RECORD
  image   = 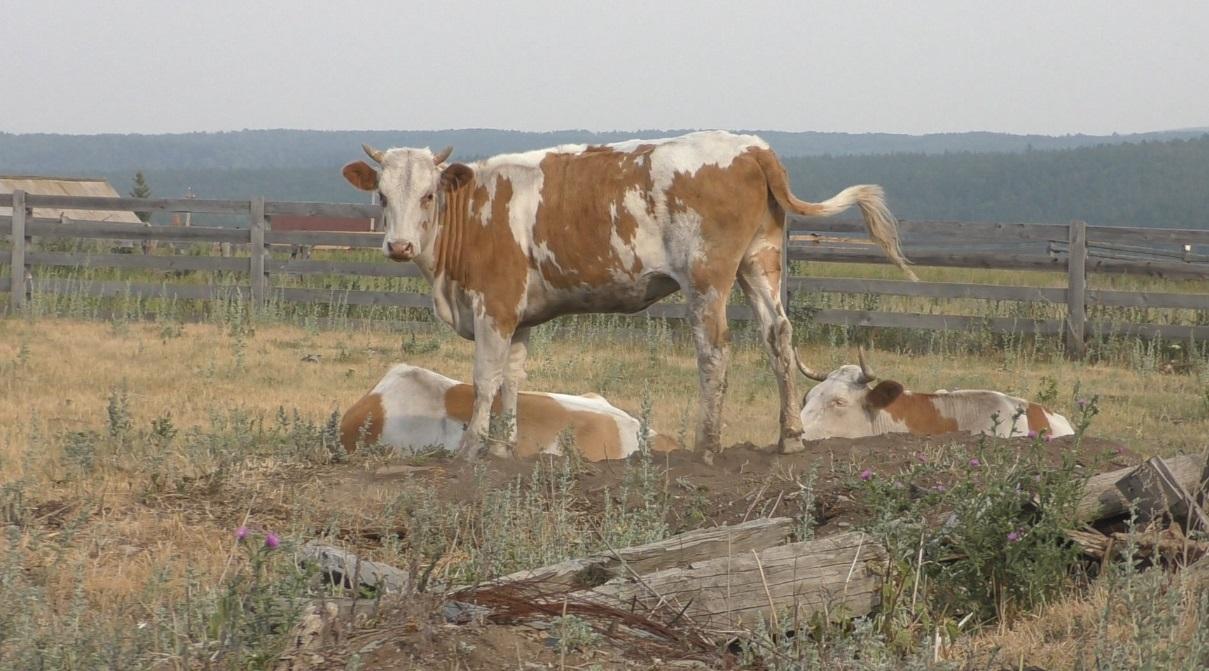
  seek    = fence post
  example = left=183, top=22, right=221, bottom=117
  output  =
left=249, top=197, right=267, bottom=308
left=8, top=190, right=28, bottom=313
left=1065, top=220, right=1088, bottom=358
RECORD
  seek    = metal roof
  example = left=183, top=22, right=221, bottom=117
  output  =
left=0, top=175, right=143, bottom=224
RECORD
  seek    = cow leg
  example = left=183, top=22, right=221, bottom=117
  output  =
left=738, top=250, right=804, bottom=454
left=685, top=285, right=733, bottom=456
left=495, top=328, right=530, bottom=457
left=458, top=324, right=513, bottom=460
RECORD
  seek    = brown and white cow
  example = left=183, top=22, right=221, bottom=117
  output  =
left=343, top=131, right=914, bottom=458
left=340, top=363, right=678, bottom=460
left=798, top=350, right=1075, bottom=440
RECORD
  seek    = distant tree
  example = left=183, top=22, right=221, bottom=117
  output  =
left=130, top=171, right=152, bottom=222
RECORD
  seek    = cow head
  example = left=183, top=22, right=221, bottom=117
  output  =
left=799, top=350, right=904, bottom=440
left=343, top=144, right=473, bottom=262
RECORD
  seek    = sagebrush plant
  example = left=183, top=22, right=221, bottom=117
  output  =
left=849, top=395, right=1101, bottom=654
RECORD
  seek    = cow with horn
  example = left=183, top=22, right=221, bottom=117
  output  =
left=343, top=131, right=915, bottom=459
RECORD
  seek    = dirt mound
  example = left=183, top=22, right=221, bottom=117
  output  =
left=330, top=432, right=1134, bottom=536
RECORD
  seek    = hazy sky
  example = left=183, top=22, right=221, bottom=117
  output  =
left=6, top=1, right=1208, bottom=136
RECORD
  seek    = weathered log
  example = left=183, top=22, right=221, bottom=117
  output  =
left=1076, top=453, right=1208, bottom=522
left=1114, top=457, right=1209, bottom=532
left=299, top=542, right=411, bottom=594
left=574, top=531, right=886, bottom=630
left=1065, top=528, right=1111, bottom=559
left=458, top=516, right=796, bottom=595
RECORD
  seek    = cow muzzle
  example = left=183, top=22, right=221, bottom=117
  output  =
left=385, top=240, right=416, bottom=262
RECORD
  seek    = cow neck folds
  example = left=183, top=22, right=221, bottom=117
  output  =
left=432, top=182, right=472, bottom=285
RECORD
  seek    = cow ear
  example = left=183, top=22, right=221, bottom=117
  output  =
left=865, top=380, right=903, bottom=409
left=342, top=161, right=379, bottom=191
left=439, top=163, right=474, bottom=192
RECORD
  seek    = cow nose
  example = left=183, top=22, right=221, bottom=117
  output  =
left=385, top=241, right=415, bottom=261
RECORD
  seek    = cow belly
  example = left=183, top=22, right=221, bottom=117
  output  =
left=380, top=415, right=462, bottom=454
left=523, top=273, right=680, bottom=325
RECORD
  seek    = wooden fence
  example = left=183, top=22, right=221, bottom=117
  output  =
left=4, top=191, right=1209, bottom=353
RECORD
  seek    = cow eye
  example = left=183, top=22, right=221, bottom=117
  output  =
left=831, top=398, right=848, bottom=407
left=421, top=193, right=434, bottom=205
left=377, top=192, right=388, bottom=206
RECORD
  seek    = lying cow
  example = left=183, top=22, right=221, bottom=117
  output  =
left=798, top=350, right=1074, bottom=440
left=340, top=364, right=678, bottom=460
left=343, top=131, right=914, bottom=459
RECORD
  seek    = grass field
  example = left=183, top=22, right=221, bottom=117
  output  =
left=1, top=266, right=1208, bottom=668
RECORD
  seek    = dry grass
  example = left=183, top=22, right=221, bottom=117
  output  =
left=1, top=316, right=1205, bottom=463
left=1, top=313, right=1207, bottom=668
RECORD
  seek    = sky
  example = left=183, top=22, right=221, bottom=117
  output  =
left=5, top=1, right=1209, bottom=136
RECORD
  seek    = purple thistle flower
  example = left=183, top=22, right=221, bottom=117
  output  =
left=915, top=452, right=927, bottom=463
left=1045, top=434, right=1055, bottom=443
left=264, top=533, right=280, bottom=550
left=1027, top=430, right=1038, bottom=439
left=235, top=526, right=249, bottom=542
left=1007, top=530, right=1023, bottom=543
left=969, top=457, right=981, bottom=468
left=859, top=468, right=873, bottom=481
left=933, top=484, right=946, bottom=492
left=1077, top=398, right=1088, bottom=410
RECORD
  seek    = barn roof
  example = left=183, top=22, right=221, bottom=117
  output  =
left=0, top=175, right=143, bottom=224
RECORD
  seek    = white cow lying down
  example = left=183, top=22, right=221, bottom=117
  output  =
left=798, top=351, right=1074, bottom=441
left=340, top=363, right=679, bottom=460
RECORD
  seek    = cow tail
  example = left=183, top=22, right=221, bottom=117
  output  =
left=753, top=148, right=917, bottom=281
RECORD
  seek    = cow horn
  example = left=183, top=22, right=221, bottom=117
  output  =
left=795, top=349, right=828, bottom=382
left=857, top=346, right=877, bottom=384
left=362, top=144, right=385, bottom=164
left=432, top=145, right=453, bottom=165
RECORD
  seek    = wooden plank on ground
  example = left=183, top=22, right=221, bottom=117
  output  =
left=299, top=542, right=411, bottom=594
left=1115, top=457, right=1209, bottom=532
left=575, top=531, right=885, bottom=630
left=459, top=517, right=796, bottom=595
left=1076, top=454, right=1208, bottom=522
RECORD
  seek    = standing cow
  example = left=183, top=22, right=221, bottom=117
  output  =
left=343, top=131, right=914, bottom=459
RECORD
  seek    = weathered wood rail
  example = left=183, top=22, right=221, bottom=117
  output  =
left=4, top=191, right=1209, bottom=347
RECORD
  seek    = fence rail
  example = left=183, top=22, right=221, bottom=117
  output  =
left=5, top=191, right=1209, bottom=348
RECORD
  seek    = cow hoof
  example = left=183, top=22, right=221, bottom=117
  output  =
left=487, top=442, right=513, bottom=459
left=778, top=437, right=807, bottom=454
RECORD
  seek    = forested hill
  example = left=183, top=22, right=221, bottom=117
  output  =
left=2, top=129, right=1208, bottom=228
left=4, top=127, right=1208, bottom=172
left=781, top=136, right=1209, bottom=228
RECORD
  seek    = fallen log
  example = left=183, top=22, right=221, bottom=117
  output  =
left=458, top=516, right=795, bottom=594
left=299, top=542, right=411, bottom=594
left=1114, top=457, right=1209, bottom=532
left=1076, top=453, right=1208, bottom=522
left=575, top=531, right=886, bottom=630
left=1065, top=527, right=1111, bottom=559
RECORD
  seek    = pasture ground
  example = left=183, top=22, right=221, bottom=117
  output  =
left=1, top=315, right=1207, bottom=669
